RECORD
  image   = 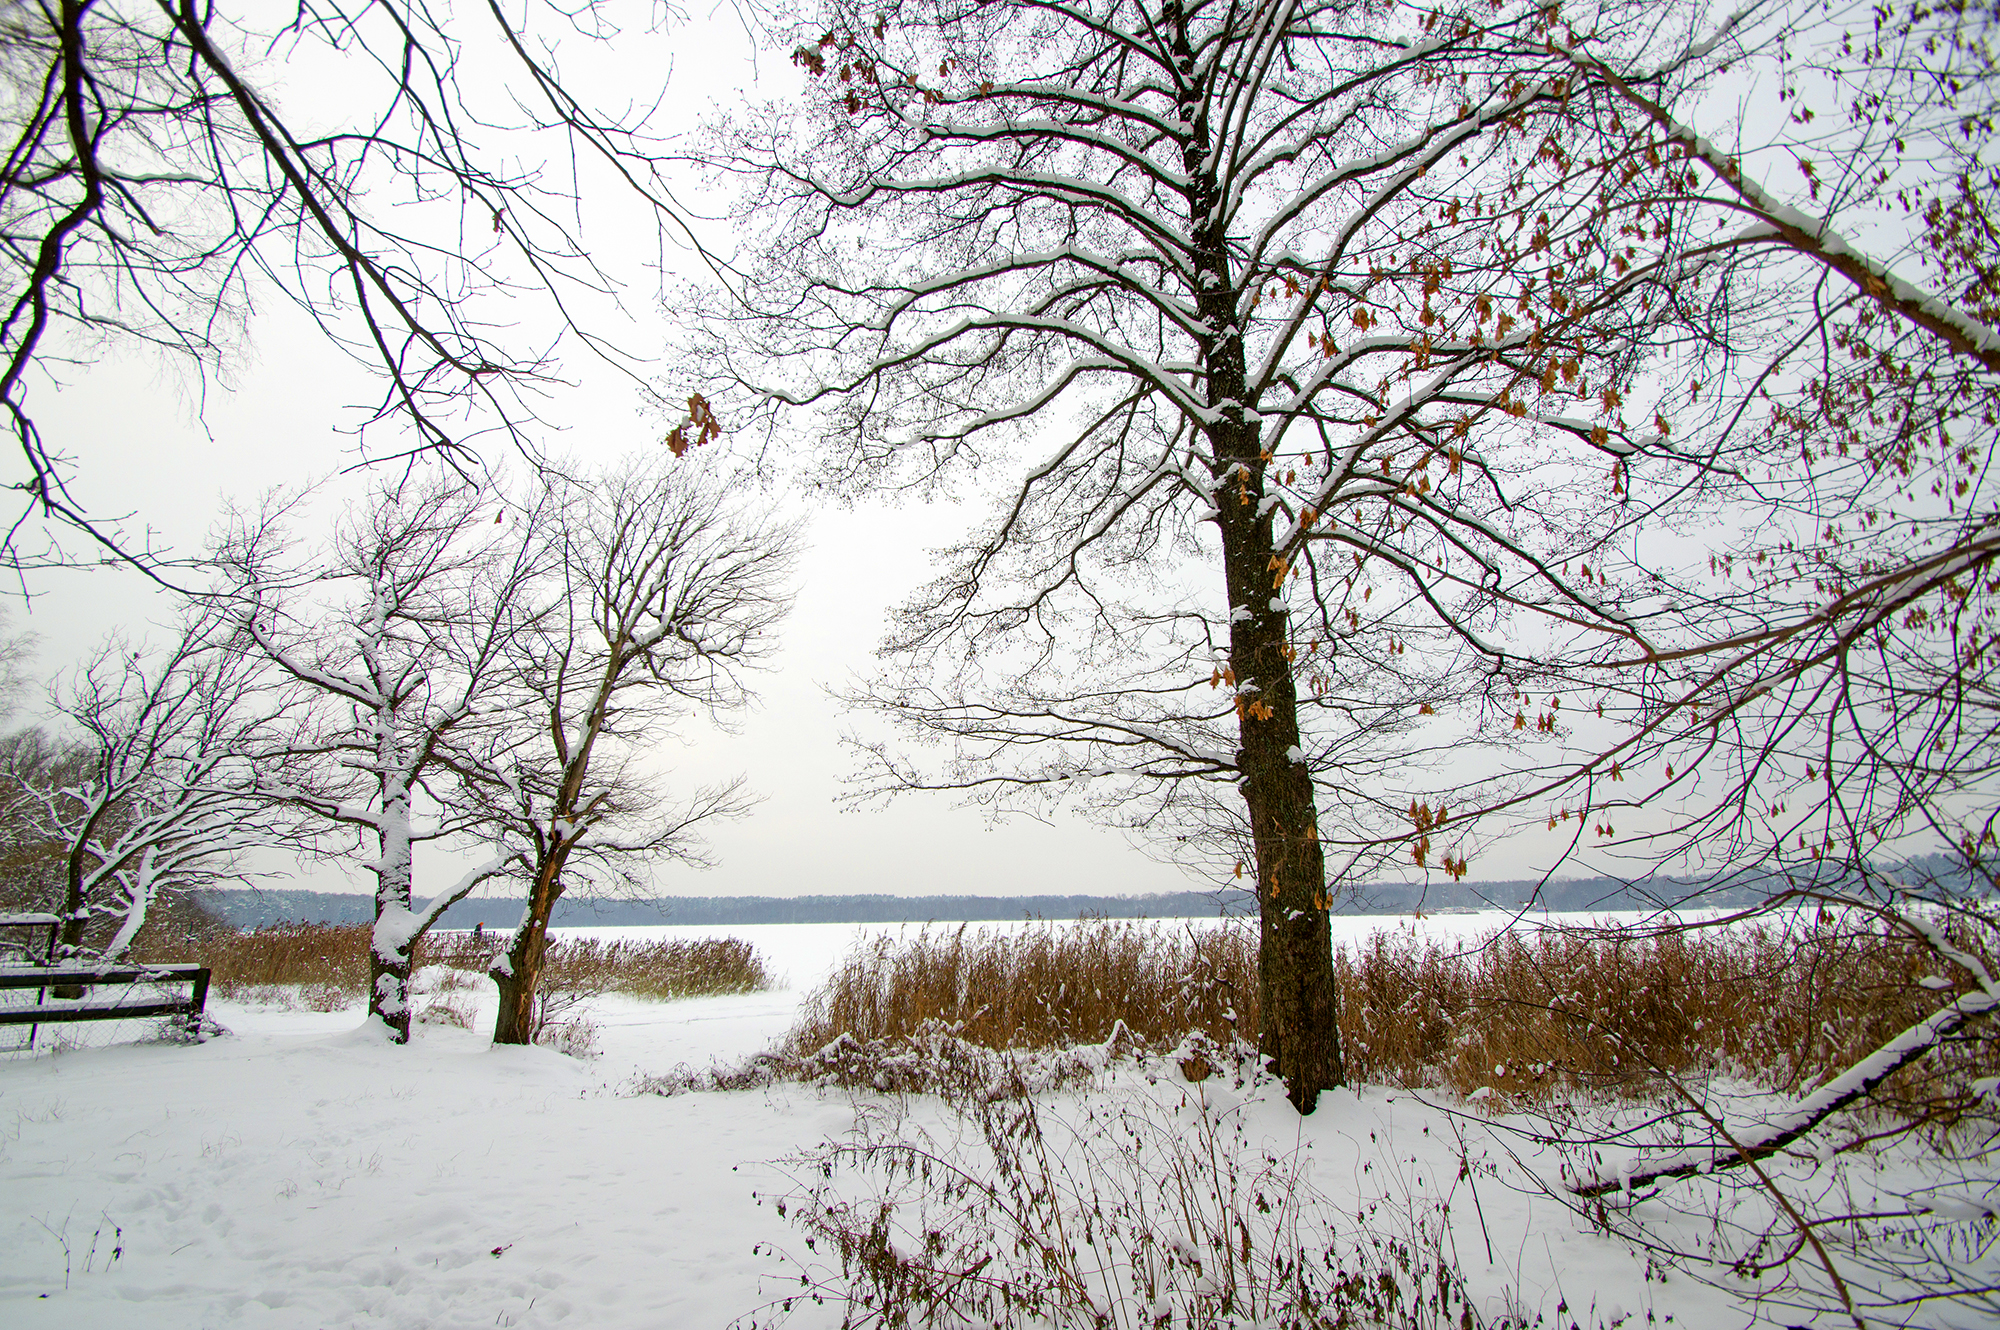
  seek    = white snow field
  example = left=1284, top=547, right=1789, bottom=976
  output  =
left=0, top=916, right=1829, bottom=1328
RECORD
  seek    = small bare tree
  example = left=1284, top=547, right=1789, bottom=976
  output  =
left=476, top=455, right=797, bottom=1045
left=4, top=606, right=281, bottom=988
left=213, top=474, right=546, bottom=1042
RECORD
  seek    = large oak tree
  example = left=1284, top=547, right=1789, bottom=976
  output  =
left=692, top=0, right=1703, bottom=1110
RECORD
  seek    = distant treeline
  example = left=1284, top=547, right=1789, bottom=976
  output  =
left=198, top=889, right=1256, bottom=929
left=188, top=862, right=1963, bottom=931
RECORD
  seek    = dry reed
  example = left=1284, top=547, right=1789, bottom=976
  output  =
left=538, top=936, right=776, bottom=1000
left=142, top=920, right=372, bottom=1009
left=1336, top=913, right=2000, bottom=1102
left=787, top=921, right=1255, bottom=1055
left=419, top=932, right=774, bottom=1000
left=141, top=922, right=775, bottom=1007
left=790, top=914, right=2000, bottom=1104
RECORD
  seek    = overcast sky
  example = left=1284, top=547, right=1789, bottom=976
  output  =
left=7, top=3, right=1624, bottom=902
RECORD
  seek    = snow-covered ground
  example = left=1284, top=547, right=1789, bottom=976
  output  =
left=0, top=915, right=1829, bottom=1328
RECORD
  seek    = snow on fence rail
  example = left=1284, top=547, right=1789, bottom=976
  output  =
left=0, top=963, right=213, bottom=1047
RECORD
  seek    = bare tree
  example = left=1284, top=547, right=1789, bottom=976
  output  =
left=213, top=473, right=544, bottom=1042
left=697, top=0, right=1997, bottom=1307
left=1559, top=10, right=2000, bottom=888
left=475, top=455, right=797, bottom=1045
left=0, top=0, right=712, bottom=569
left=13, top=605, right=279, bottom=973
left=692, top=0, right=1717, bottom=1111
left=1295, top=0, right=2000, bottom=906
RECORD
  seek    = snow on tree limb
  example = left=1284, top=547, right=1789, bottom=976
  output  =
left=1569, top=891, right=2000, bottom=1198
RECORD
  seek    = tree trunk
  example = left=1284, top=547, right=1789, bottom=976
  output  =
left=1168, top=2, right=1343, bottom=1113
left=370, top=781, right=418, bottom=1043
left=491, top=859, right=563, bottom=1045
left=52, top=821, right=99, bottom=998
left=52, top=888, right=88, bottom=1000
left=1214, top=435, right=1346, bottom=1113
left=369, top=919, right=414, bottom=1043
left=1200, top=334, right=1345, bottom=1111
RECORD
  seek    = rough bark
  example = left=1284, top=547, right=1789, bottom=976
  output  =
left=491, top=860, right=564, bottom=1045
left=490, top=663, right=604, bottom=1047
left=1219, top=486, right=1344, bottom=1112
left=1172, top=5, right=1342, bottom=1111
left=52, top=855, right=90, bottom=999
left=1212, top=421, right=1344, bottom=1112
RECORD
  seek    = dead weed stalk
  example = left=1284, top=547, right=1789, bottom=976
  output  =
left=788, top=921, right=1254, bottom=1057
left=736, top=1060, right=1486, bottom=1330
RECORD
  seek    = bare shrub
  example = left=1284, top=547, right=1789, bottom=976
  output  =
left=414, top=994, right=476, bottom=1030
left=293, top=982, right=356, bottom=1014
left=423, top=966, right=479, bottom=993
left=788, top=921, right=1255, bottom=1056
left=535, top=1015, right=601, bottom=1059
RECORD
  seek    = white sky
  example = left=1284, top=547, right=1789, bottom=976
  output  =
left=20, top=291, right=1227, bottom=900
